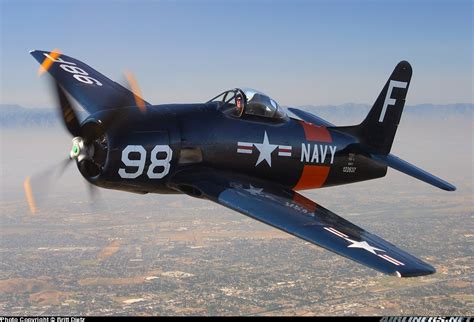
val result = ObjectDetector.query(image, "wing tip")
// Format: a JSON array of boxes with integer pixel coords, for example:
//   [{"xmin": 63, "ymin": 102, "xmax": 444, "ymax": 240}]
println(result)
[
  {"xmin": 442, "ymin": 183, "xmax": 457, "ymax": 191},
  {"xmin": 29, "ymin": 49, "xmax": 50, "ymax": 56},
  {"xmin": 396, "ymin": 265, "xmax": 436, "ymax": 278}
]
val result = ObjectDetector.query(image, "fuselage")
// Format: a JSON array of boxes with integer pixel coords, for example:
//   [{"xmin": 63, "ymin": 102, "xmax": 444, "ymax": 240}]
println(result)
[{"xmin": 84, "ymin": 102, "xmax": 387, "ymax": 194}]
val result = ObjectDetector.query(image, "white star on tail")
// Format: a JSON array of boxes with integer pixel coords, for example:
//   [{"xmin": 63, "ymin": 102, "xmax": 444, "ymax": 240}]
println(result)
[
  {"xmin": 253, "ymin": 131, "xmax": 278, "ymax": 167},
  {"xmin": 346, "ymin": 238, "xmax": 384, "ymax": 254}
]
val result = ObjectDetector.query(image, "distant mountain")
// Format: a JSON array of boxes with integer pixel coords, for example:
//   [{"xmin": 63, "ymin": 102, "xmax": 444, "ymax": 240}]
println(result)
[
  {"xmin": 0, "ymin": 103, "xmax": 472, "ymax": 128},
  {"xmin": 296, "ymin": 103, "xmax": 473, "ymax": 124},
  {"xmin": 0, "ymin": 104, "xmax": 87, "ymax": 128},
  {"xmin": 0, "ymin": 104, "xmax": 59, "ymax": 128}
]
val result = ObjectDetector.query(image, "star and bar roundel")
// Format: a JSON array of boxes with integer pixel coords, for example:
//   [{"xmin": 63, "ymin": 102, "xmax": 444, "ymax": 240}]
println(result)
[
  {"xmin": 237, "ymin": 131, "xmax": 292, "ymax": 167},
  {"xmin": 236, "ymin": 121, "xmax": 338, "ymax": 190}
]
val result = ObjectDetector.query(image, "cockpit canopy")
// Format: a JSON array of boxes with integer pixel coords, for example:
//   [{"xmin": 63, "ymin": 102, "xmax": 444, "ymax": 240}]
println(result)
[{"xmin": 208, "ymin": 88, "xmax": 287, "ymax": 120}]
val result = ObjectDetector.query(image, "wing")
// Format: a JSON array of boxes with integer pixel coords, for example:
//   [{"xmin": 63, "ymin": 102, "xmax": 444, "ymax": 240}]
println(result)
[
  {"xmin": 30, "ymin": 50, "xmax": 151, "ymax": 114},
  {"xmin": 170, "ymin": 168, "xmax": 435, "ymax": 277}
]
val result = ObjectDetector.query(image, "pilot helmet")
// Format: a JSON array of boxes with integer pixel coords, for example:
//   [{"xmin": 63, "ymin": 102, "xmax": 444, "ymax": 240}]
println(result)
[{"xmin": 235, "ymin": 92, "xmax": 245, "ymax": 116}]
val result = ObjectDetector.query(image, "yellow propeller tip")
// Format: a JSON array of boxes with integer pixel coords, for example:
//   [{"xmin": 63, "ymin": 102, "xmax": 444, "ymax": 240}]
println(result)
[
  {"xmin": 23, "ymin": 176, "xmax": 37, "ymax": 214},
  {"xmin": 124, "ymin": 70, "xmax": 146, "ymax": 113},
  {"xmin": 37, "ymin": 48, "xmax": 62, "ymax": 76}
]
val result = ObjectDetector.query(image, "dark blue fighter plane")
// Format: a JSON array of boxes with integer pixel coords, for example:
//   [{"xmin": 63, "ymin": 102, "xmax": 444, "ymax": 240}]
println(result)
[{"xmin": 26, "ymin": 50, "xmax": 456, "ymax": 278}]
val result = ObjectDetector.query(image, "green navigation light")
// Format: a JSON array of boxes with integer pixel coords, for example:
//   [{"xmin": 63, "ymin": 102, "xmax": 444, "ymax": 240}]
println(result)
[{"xmin": 72, "ymin": 144, "xmax": 79, "ymax": 155}]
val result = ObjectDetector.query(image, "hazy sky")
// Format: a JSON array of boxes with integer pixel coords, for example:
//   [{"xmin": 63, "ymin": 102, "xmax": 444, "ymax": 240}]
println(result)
[{"xmin": 1, "ymin": 0, "xmax": 472, "ymax": 107}]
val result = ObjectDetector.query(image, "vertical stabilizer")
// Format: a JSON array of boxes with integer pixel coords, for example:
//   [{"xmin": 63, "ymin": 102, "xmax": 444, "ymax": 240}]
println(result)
[{"xmin": 358, "ymin": 61, "xmax": 412, "ymax": 155}]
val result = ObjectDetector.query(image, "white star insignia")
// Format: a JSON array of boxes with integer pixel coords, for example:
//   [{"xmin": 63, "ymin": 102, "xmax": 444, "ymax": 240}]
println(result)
[
  {"xmin": 253, "ymin": 131, "xmax": 278, "ymax": 167},
  {"xmin": 345, "ymin": 238, "xmax": 385, "ymax": 254},
  {"xmin": 245, "ymin": 185, "xmax": 264, "ymax": 195}
]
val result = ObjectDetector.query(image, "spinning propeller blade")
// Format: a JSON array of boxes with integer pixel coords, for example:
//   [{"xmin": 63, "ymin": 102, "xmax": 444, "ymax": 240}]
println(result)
[
  {"xmin": 124, "ymin": 71, "xmax": 147, "ymax": 113},
  {"xmin": 54, "ymin": 82, "xmax": 83, "ymax": 137},
  {"xmin": 26, "ymin": 49, "xmax": 142, "ymax": 215},
  {"xmin": 23, "ymin": 78, "xmax": 112, "ymax": 214},
  {"xmin": 23, "ymin": 158, "xmax": 72, "ymax": 215}
]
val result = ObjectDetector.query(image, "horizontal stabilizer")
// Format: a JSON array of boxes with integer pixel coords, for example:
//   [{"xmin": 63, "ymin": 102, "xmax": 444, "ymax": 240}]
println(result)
[{"xmin": 372, "ymin": 154, "xmax": 456, "ymax": 191}]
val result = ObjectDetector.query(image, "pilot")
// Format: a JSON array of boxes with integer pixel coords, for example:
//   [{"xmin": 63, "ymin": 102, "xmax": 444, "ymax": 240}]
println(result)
[{"xmin": 235, "ymin": 93, "xmax": 244, "ymax": 116}]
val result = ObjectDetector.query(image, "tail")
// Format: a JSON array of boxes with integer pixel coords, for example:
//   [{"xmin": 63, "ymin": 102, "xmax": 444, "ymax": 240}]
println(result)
[
  {"xmin": 334, "ymin": 61, "xmax": 456, "ymax": 191},
  {"xmin": 358, "ymin": 60, "xmax": 412, "ymax": 155}
]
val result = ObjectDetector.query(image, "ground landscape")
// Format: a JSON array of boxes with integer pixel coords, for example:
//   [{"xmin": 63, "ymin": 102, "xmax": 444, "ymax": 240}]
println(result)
[{"xmin": 0, "ymin": 105, "xmax": 472, "ymax": 315}]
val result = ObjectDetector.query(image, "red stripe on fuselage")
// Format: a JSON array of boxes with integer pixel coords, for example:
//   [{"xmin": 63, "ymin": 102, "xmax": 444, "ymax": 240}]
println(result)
[
  {"xmin": 294, "ymin": 165, "xmax": 330, "ymax": 190},
  {"xmin": 295, "ymin": 121, "xmax": 333, "ymax": 190},
  {"xmin": 299, "ymin": 120, "xmax": 332, "ymax": 142}
]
